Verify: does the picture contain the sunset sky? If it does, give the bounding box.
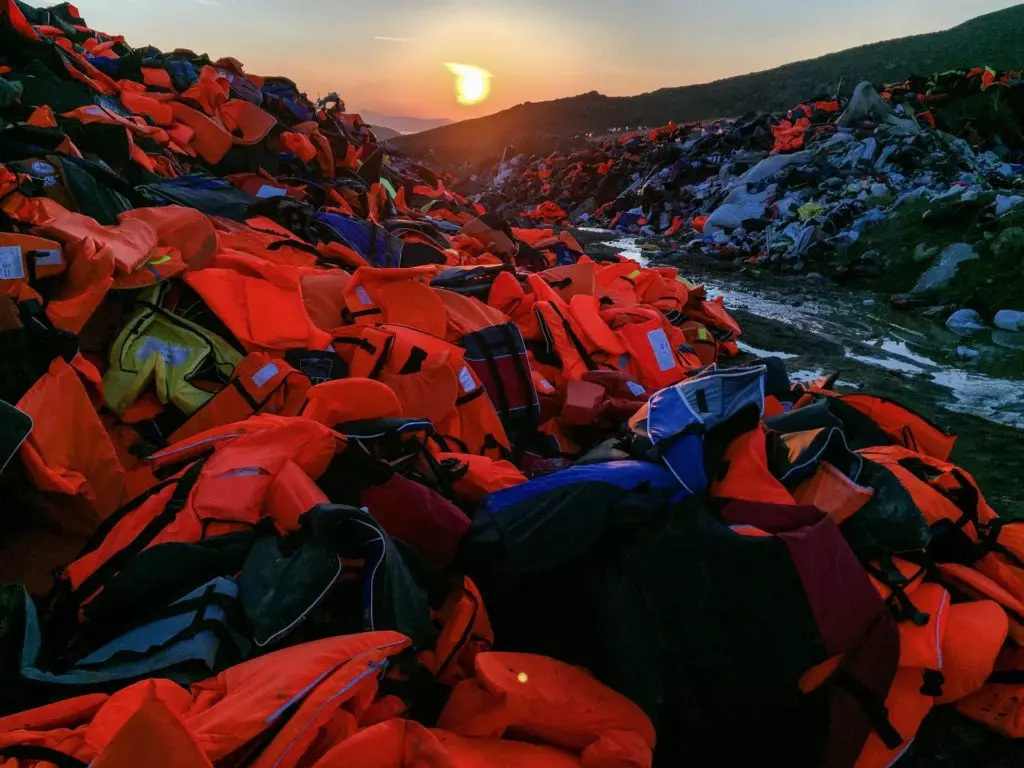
[80,0,1020,121]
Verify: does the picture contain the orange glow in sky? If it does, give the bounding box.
[445,63,492,105]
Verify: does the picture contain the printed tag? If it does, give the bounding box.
[30,161,55,175]
[0,246,25,280]
[626,380,647,396]
[458,366,476,393]
[646,328,677,372]
[250,362,280,388]
[355,285,373,306]
[32,249,63,268]
[137,337,190,366]
[255,185,288,199]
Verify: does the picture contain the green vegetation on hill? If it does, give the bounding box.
[395,4,1024,164]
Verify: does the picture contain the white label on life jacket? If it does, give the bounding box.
[458,366,476,393]
[626,380,647,396]
[255,185,287,199]
[647,328,678,372]
[538,377,554,393]
[0,246,25,280]
[251,362,280,389]
[33,249,63,268]
[355,285,373,305]
[137,337,190,367]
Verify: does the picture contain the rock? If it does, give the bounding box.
[992,227,1024,261]
[863,299,876,306]
[913,243,940,263]
[946,308,987,333]
[956,346,981,360]
[994,309,1024,332]
[911,243,979,294]
[805,272,824,281]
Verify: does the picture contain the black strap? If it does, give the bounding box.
[231,376,262,411]
[0,746,88,768]
[552,304,598,372]
[350,307,383,319]
[475,335,509,417]
[399,346,428,375]
[266,239,322,258]
[920,669,945,697]
[863,560,930,627]
[368,334,395,380]
[455,387,486,406]
[695,388,709,414]
[987,669,1024,685]
[332,335,377,354]
[833,670,905,750]
[72,458,208,604]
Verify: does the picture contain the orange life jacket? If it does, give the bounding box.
[169,353,311,443]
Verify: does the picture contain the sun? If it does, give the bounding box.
[444,63,492,106]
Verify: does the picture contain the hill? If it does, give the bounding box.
[394,4,1024,164]
[368,124,402,141]
[360,111,453,134]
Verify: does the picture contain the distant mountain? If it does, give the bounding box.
[368,124,402,141]
[358,112,453,135]
[394,4,1024,164]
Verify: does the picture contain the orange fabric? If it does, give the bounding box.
[438,652,655,767]
[221,99,278,145]
[16,357,128,529]
[343,267,447,338]
[434,452,527,504]
[181,65,229,116]
[380,365,458,427]
[26,105,58,128]
[436,288,510,342]
[419,577,494,686]
[170,353,311,443]
[434,731,583,768]
[302,378,403,426]
[170,102,233,165]
[43,232,115,332]
[794,461,874,524]
[896,583,949,671]
[570,294,627,355]
[853,668,933,768]
[937,563,1024,644]
[710,424,796,506]
[0,233,66,296]
[301,270,352,331]
[141,67,174,90]
[310,719,455,767]
[92,697,213,768]
[280,131,318,163]
[936,600,1007,705]
[120,90,174,126]
[37,211,157,275]
[830,394,956,460]
[119,206,218,269]
[957,647,1024,737]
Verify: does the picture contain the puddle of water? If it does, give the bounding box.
[867,338,940,369]
[737,341,798,360]
[601,238,648,266]
[930,370,1024,430]
[845,349,927,375]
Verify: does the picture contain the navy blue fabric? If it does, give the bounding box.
[18,578,244,689]
[480,460,678,517]
[316,212,403,268]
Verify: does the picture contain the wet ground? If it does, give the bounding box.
[576,228,1024,764]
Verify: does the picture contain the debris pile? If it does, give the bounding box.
[473,68,1024,278]
[0,4,1023,767]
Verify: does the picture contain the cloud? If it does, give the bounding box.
[190,0,224,6]
[374,36,415,42]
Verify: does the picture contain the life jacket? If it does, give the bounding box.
[0,233,66,300]
[58,418,336,609]
[435,287,509,342]
[816,392,956,461]
[16,356,129,528]
[461,322,540,443]
[342,266,447,338]
[169,353,311,443]
[428,452,524,506]
[679,321,718,366]
[118,206,217,270]
[169,102,233,165]
[630,366,765,495]
[602,306,700,391]
[437,652,655,767]
[36,210,158,276]
[185,263,333,355]
[11,576,246,698]
[533,300,606,383]
[333,324,511,459]
[103,283,243,419]
[709,422,796,505]
[957,646,1024,737]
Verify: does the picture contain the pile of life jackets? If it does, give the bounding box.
[1,2,1024,766]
